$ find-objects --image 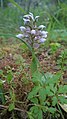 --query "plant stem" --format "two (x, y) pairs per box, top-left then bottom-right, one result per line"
(57, 104), (65, 119)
